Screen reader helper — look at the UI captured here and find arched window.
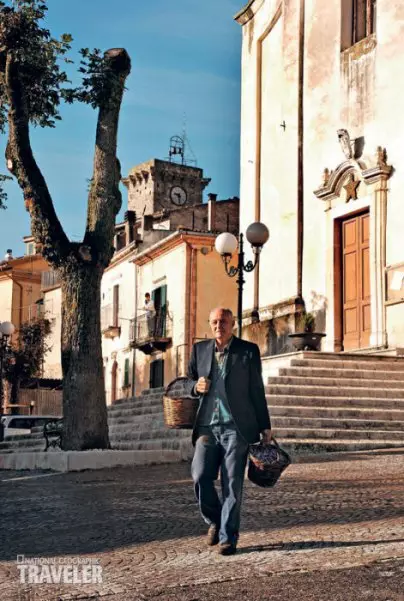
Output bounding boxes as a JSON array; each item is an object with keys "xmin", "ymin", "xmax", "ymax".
[{"xmin": 341, "ymin": 0, "xmax": 376, "ymax": 50}]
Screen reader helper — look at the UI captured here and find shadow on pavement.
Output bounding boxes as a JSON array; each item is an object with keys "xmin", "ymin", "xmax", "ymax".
[
  {"xmin": 238, "ymin": 538, "xmax": 404, "ymax": 554},
  {"xmin": 0, "ymin": 455, "xmax": 403, "ymax": 561}
]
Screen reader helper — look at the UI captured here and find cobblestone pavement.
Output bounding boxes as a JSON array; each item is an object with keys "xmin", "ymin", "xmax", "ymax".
[{"xmin": 0, "ymin": 450, "xmax": 403, "ymax": 601}]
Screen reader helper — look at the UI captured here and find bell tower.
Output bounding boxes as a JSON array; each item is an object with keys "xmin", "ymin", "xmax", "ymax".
[{"xmin": 122, "ymin": 158, "xmax": 211, "ymax": 216}]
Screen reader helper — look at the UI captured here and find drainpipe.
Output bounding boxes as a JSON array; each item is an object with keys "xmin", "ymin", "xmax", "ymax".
[
  {"xmin": 297, "ymin": 0, "xmax": 305, "ymax": 298},
  {"xmin": 131, "ymin": 263, "xmax": 138, "ymax": 397},
  {"xmin": 183, "ymin": 240, "xmax": 197, "ymax": 366}
]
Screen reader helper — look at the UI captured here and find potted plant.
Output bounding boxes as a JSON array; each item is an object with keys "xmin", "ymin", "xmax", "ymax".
[{"xmin": 288, "ymin": 308, "xmax": 326, "ymax": 351}]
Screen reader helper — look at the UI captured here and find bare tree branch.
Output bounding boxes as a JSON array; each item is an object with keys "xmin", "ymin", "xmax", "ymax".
[{"xmin": 84, "ymin": 48, "xmax": 131, "ymax": 266}]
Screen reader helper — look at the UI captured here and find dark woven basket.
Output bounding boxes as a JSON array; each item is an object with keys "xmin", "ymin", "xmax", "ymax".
[
  {"xmin": 163, "ymin": 376, "xmax": 199, "ymax": 429},
  {"xmin": 248, "ymin": 439, "xmax": 291, "ymax": 488}
]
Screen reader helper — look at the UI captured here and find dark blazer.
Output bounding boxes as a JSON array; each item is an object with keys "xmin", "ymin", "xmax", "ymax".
[{"xmin": 187, "ymin": 336, "xmax": 271, "ymax": 445}]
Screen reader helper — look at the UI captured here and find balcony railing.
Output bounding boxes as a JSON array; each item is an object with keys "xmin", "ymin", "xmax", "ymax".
[{"xmin": 130, "ymin": 309, "xmax": 172, "ymax": 353}]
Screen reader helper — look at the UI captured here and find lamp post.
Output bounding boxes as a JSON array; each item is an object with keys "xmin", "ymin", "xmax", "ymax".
[
  {"xmin": 0, "ymin": 321, "xmax": 15, "ymax": 413},
  {"xmin": 215, "ymin": 223, "xmax": 269, "ymax": 338}
]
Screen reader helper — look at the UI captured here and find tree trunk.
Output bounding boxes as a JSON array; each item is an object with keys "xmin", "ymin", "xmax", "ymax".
[{"xmin": 60, "ymin": 263, "xmax": 109, "ymax": 450}]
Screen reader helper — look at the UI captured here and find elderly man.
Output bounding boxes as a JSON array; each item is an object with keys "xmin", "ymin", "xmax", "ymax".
[{"xmin": 186, "ymin": 307, "xmax": 271, "ymax": 555}]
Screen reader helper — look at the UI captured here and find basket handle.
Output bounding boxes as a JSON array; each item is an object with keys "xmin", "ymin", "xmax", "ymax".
[{"xmin": 165, "ymin": 376, "xmax": 190, "ymax": 395}]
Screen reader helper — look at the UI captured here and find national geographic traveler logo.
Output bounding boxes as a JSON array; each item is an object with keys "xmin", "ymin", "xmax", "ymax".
[{"xmin": 16, "ymin": 555, "xmax": 102, "ymax": 584}]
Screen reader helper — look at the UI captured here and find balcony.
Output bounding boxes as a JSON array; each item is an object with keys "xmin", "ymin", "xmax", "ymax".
[
  {"xmin": 101, "ymin": 304, "xmax": 121, "ymax": 339},
  {"xmin": 130, "ymin": 309, "xmax": 172, "ymax": 354}
]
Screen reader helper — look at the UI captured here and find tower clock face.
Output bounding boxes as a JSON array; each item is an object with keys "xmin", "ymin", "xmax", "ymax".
[{"xmin": 170, "ymin": 185, "xmax": 187, "ymax": 206}]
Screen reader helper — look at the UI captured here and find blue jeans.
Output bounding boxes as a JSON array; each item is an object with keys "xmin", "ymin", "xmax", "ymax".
[{"xmin": 191, "ymin": 424, "xmax": 249, "ymax": 545}]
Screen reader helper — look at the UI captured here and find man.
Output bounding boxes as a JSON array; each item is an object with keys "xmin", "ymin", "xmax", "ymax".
[
  {"xmin": 144, "ymin": 292, "xmax": 155, "ymax": 336},
  {"xmin": 186, "ymin": 307, "xmax": 272, "ymax": 556}
]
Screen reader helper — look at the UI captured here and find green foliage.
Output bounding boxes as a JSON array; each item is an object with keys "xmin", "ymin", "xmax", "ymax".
[
  {"xmin": 73, "ymin": 48, "xmax": 128, "ymax": 109},
  {"xmin": 0, "ymin": 173, "xmax": 12, "ymax": 208},
  {"xmin": 0, "ymin": 0, "xmax": 120, "ymax": 134},
  {"xmin": 301, "ymin": 311, "xmax": 315, "ymax": 333},
  {"xmin": 4, "ymin": 317, "xmax": 52, "ymax": 385},
  {"xmin": 0, "ymin": 0, "xmax": 74, "ymax": 130}
]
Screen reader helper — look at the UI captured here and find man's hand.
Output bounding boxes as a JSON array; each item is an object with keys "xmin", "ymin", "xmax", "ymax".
[
  {"xmin": 195, "ymin": 377, "xmax": 211, "ymax": 394},
  {"xmin": 261, "ymin": 429, "xmax": 272, "ymax": 444}
]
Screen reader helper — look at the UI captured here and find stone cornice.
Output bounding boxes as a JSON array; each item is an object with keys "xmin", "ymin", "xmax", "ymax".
[
  {"xmin": 133, "ymin": 231, "xmax": 216, "ymax": 266},
  {"xmin": 234, "ymin": 0, "xmax": 264, "ymax": 24}
]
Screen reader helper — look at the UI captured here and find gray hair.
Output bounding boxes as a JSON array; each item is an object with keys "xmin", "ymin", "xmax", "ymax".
[{"xmin": 209, "ymin": 307, "xmax": 234, "ymax": 320}]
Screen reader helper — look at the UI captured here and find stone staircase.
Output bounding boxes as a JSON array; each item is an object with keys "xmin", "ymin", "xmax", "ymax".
[
  {"xmin": 267, "ymin": 351, "xmax": 404, "ymax": 452},
  {"xmin": 0, "ymin": 388, "xmax": 193, "ymax": 460},
  {"xmin": 1, "ymin": 351, "xmax": 404, "ymax": 459}
]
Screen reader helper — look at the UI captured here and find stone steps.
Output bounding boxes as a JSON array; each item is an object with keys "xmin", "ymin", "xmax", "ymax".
[
  {"xmin": 108, "ymin": 427, "xmax": 190, "ymax": 441},
  {"xmin": 266, "ymin": 383, "xmax": 404, "ymax": 399},
  {"xmin": 107, "ymin": 404, "xmax": 163, "ymax": 419},
  {"xmin": 108, "ymin": 398, "xmax": 163, "ymax": 412},
  {"xmin": 291, "ymin": 357, "xmax": 404, "ymax": 371},
  {"xmin": 270, "ymin": 404, "xmax": 404, "ymax": 421},
  {"xmin": 269, "ymin": 375, "xmax": 404, "ymax": 390},
  {"xmin": 108, "ymin": 414, "xmax": 165, "ymax": 427},
  {"xmin": 4, "ymin": 353, "xmax": 404, "ymax": 458},
  {"xmin": 110, "ymin": 439, "xmax": 185, "ymax": 451},
  {"xmin": 267, "ymin": 352, "xmax": 404, "ymax": 451},
  {"xmin": 271, "ymin": 415, "xmax": 404, "ymax": 431},
  {"xmin": 278, "ymin": 439, "xmax": 404, "ymax": 453},
  {"xmin": 280, "ymin": 366, "xmax": 404, "ymax": 380},
  {"xmin": 273, "ymin": 427, "xmax": 404, "ymax": 441},
  {"xmin": 266, "ymin": 394, "xmax": 404, "ymax": 409}
]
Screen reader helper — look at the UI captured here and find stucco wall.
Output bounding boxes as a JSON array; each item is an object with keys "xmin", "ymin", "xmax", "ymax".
[
  {"xmin": 101, "ymin": 258, "xmax": 136, "ymax": 405},
  {"xmin": 238, "ymin": 0, "xmax": 404, "ymax": 351},
  {"xmin": 195, "ymin": 249, "xmax": 238, "ymax": 339},
  {"xmin": 42, "ymin": 287, "xmax": 62, "ymax": 379},
  {"xmin": 0, "ymin": 278, "xmax": 13, "ymax": 323},
  {"xmin": 134, "ymin": 245, "xmax": 187, "ymax": 395}
]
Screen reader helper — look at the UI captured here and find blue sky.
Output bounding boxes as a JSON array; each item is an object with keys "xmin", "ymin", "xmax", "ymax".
[{"xmin": 0, "ymin": 0, "xmax": 242, "ymax": 256}]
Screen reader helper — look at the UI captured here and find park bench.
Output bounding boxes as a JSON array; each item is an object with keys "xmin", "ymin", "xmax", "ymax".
[{"xmin": 43, "ymin": 419, "xmax": 63, "ymax": 451}]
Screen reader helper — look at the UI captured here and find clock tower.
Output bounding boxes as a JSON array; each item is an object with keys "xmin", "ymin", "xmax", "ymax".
[{"xmin": 122, "ymin": 159, "xmax": 211, "ymax": 216}]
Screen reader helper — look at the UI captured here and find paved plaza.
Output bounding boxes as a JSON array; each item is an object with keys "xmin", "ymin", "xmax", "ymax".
[{"xmin": 0, "ymin": 449, "xmax": 403, "ymax": 601}]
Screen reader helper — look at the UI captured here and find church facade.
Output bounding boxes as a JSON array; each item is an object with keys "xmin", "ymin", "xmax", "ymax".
[{"xmin": 235, "ymin": 0, "xmax": 404, "ymax": 355}]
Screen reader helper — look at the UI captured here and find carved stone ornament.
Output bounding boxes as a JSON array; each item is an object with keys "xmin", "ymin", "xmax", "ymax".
[
  {"xmin": 343, "ymin": 174, "xmax": 360, "ymax": 202},
  {"xmin": 376, "ymin": 146, "xmax": 388, "ymax": 168},
  {"xmin": 314, "ymin": 145, "xmax": 393, "ymax": 203},
  {"xmin": 337, "ymin": 129, "xmax": 354, "ymax": 160}
]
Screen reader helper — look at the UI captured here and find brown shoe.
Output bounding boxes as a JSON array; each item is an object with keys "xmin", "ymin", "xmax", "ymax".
[
  {"xmin": 217, "ymin": 542, "xmax": 237, "ymax": 556},
  {"xmin": 206, "ymin": 524, "xmax": 219, "ymax": 546}
]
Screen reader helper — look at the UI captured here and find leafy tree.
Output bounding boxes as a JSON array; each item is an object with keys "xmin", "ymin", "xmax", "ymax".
[
  {"xmin": 4, "ymin": 318, "xmax": 51, "ymax": 412},
  {"xmin": 0, "ymin": 0, "xmax": 131, "ymax": 449}
]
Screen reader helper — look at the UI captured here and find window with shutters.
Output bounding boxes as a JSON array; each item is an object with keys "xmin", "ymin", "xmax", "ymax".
[{"xmin": 341, "ymin": 0, "xmax": 376, "ymax": 50}]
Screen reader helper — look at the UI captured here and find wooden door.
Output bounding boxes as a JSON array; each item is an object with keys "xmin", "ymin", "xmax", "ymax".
[{"xmin": 342, "ymin": 212, "xmax": 371, "ymax": 350}]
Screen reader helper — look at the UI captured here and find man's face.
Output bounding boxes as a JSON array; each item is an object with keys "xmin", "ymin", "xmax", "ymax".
[
  {"xmin": 145, "ymin": 295, "xmax": 150, "ymax": 302},
  {"xmin": 209, "ymin": 309, "xmax": 234, "ymax": 344}
]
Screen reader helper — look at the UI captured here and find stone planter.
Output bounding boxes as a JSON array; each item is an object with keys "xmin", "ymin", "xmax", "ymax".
[{"xmin": 288, "ymin": 332, "xmax": 326, "ymax": 351}]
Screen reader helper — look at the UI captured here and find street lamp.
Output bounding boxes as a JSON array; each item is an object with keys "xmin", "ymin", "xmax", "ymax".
[
  {"xmin": 215, "ymin": 223, "xmax": 269, "ymax": 338},
  {"xmin": 0, "ymin": 321, "xmax": 15, "ymax": 413}
]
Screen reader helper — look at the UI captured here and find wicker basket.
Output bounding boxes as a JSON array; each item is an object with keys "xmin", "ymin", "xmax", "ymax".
[{"xmin": 163, "ymin": 376, "xmax": 199, "ymax": 429}]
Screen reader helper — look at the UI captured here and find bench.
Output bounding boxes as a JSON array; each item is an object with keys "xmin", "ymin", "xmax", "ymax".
[{"xmin": 43, "ymin": 419, "xmax": 63, "ymax": 451}]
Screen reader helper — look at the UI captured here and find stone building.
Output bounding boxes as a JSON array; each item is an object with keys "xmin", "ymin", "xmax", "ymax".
[
  {"xmin": 235, "ymin": 0, "xmax": 404, "ymax": 355},
  {"xmin": 42, "ymin": 158, "xmax": 239, "ymax": 402}
]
